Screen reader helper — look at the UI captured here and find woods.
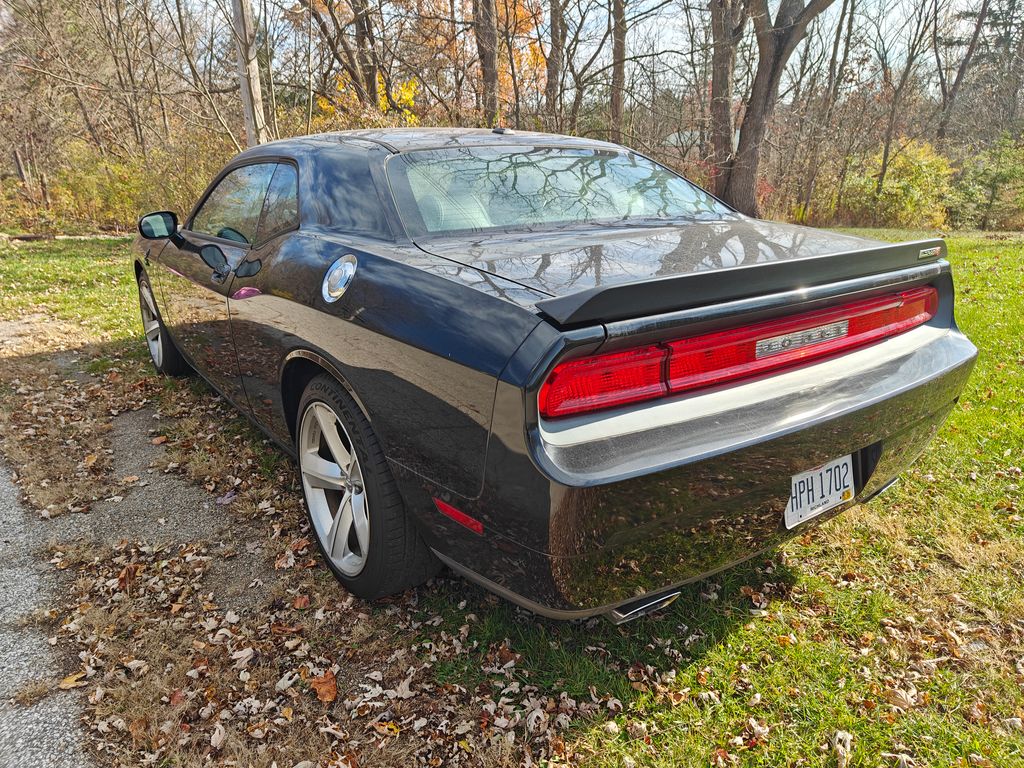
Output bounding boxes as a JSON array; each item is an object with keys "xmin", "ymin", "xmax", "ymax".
[{"xmin": 1, "ymin": 0, "xmax": 1022, "ymax": 232}]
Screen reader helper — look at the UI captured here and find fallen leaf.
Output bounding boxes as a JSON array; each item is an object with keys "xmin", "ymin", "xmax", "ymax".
[
  {"xmin": 210, "ymin": 722, "xmax": 226, "ymax": 750},
  {"xmin": 151, "ymin": 435, "xmax": 167, "ymax": 445},
  {"xmin": 310, "ymin": 669, "xmax": 337, "ymax": 703},
  {"xmin": 371, "ymin": 720, "xmax": 401, "ymax": 736},
  {"xmin": 59, "ymin": 672, "xmax": 88, "ymax": 690},
  {"xmin": 832, "ymin": 730, "xmax": 854, "ymax": 768}
]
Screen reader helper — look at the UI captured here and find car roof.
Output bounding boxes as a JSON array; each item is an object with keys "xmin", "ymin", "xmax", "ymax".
[{"xmin": 239, "ymin": 128, "xmax": 624, "ymax": 156}]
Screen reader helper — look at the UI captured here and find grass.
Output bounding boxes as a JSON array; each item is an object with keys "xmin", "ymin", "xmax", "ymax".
[{"xmin": 0, "ymin": 230, "xmax": 1022, "ymax": 766}]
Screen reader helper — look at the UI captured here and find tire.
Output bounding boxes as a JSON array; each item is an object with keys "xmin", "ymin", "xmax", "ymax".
[
  {"xmin": 296, "ymin": 374, "xmax": 440, "ymax": 599},
  {"xmin": 137, "ymin": 270, "xmax": 189, "ymax": 376}
]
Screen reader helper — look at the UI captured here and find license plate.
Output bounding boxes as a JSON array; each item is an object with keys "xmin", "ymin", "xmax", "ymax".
[{"xmin": 784, "ymin": 454, "xmax": 855, "ymax": 529}]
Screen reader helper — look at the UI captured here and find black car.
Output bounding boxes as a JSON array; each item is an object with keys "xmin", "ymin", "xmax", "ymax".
[{"xmin": 134, "ymin": 128, "xmax": 977, "ymax": 623}]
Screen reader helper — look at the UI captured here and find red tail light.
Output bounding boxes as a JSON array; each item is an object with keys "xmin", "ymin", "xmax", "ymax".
[{"xmin": 539, "ymin": 286, "xmax": 938, "ymax": 419}]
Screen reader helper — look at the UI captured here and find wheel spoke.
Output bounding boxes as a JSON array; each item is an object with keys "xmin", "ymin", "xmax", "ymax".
[
  {"xmin": 301, "ymin": 452, "xmax": 345, "ymax": 491},
  {"xmin": 329, "ymin": 491, "xmax": 354, "ymax": 559},
  {"xmin": 313, "ymin": 404, "xmax": 352, "ymax": 469},
  {"xmin": 141, "ymin": 287, "xmax": 158, "ymax": 316},
  {"xmin": 144, "ymin": 319, "xmax": 161, "ymax": 340},
  {"xmin": 351, "ymin": 491, "xmax": 369, "ymax": 556}
]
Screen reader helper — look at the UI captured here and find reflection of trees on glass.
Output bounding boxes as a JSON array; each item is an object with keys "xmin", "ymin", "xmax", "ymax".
[
  {"xmin": 391, "ymin": 146, "xmax": 861, "ymax": 293},
  {"xmin": 391, "ymin": 147, "xmax": 729, "ymax": 236}
]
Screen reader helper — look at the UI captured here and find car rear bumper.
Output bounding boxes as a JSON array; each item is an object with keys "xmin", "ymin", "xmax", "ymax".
[{"xmin": 408, "ymin": 325, "xmax": 976, "ymax": 620}]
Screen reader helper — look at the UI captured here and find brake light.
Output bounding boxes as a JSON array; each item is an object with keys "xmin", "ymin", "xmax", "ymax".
[{"xmin": 538, "ymin": 286, "xmax": 938, "ymax": 419}]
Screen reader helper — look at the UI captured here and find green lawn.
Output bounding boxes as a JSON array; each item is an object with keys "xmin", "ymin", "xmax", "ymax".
[{"xmin": 1, "ymin": 230, "xmax": 1022, "ymax": 766}]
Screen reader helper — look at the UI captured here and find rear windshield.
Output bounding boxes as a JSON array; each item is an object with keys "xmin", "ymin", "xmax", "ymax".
[{"xmin": 385, "ymin": 146, "xmax": 730, "ymax": 237}]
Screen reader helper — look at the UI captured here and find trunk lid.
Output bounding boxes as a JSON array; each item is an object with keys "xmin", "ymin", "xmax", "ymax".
[{"xmin": 412, "ymin": 216, "xmax": 946, "ymax": 326}]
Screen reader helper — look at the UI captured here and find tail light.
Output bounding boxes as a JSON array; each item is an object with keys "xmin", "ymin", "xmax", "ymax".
[{"xmin": 539, "ymin": 286, "xmax": 938, "ymax": 419}]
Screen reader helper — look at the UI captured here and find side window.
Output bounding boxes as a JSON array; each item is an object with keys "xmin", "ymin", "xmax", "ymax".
[
  {"xmin": 306, "ymin": 147, "xmax": 391, "ymax": 237},
  {"xmin": 257, "ymin": 163, "xmax": 299, "ymax": 242},
  {"xmin": 190, "ymin": 164, "xmax": 276, "ymax": 245}
]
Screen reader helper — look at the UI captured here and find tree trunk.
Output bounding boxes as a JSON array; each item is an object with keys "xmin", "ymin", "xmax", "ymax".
[
  {"xmin": 544, "ymin": 0, "xmax": 565, "ymax": 127},
  {"xmin": 936, "ymin": 0, "xmax": 990, "ymax": 140},
  {"xmin": 718, "ymin": 0, "xmax": 836, "ymax": 215},
  {"xmin": 609, "ymin": 0, "xmax": 626, "ymax": 143},
  {"xmin": 474, "ymin": 0, "xmax": 500, "ymax": 125},
  {"xmin": 231, "ymin": 0, "xmax": 269, "ymax": 147},
  {"xmin": 798, "ymin": 0, "xmax": 854, "ymax": 217},
  {"xmin": 351, "ymin": 0, "xmax": 379, "ymax": 104},
  {"xmin": 708, "ymin": 0, "xmax": 748, "ymax": 198}
]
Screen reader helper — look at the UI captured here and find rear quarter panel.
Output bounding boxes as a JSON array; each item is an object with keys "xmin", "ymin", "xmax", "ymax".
[{"xmin": 226, "ymin": 230, "xmax": 544, "ymax": 499}]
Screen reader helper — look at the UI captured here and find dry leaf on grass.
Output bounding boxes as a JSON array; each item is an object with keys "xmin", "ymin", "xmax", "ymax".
[
  {"xmin": 58, "ymin": 671, "xmax": 88, "ymax": 690},
  {"xmin": 310, "ymin": 669, "xmax": 337, "ymax": 703}
]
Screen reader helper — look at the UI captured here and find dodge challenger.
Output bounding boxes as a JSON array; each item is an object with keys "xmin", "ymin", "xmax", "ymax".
[{"xmin": 133, "ymin": 128, "xmax": 977, "ymax": 623}]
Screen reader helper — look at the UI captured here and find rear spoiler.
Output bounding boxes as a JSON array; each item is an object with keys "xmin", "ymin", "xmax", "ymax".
[{"xmin": 534, "ymin": 239, "xmax": 946, "ymax": 327}]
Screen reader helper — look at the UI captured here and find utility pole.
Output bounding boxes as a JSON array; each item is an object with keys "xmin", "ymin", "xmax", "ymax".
[{"xmin": 231, "ymin": 0, "xmax": 269, "ymax": 147}]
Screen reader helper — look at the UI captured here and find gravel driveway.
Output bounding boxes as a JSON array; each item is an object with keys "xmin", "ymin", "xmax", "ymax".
[{"xmin": 0, "ymin": 462, "xmax": 91, "ymax": 767}]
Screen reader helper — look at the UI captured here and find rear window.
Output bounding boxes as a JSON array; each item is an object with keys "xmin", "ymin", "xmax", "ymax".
[{"xmin": 386, "ymin": 146, "xmax": 730, "ymax": 238}]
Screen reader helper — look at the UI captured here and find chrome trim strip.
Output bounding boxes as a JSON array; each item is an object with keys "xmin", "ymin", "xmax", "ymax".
[{"xmin": 607, "ymin": 591, "xmax": 681, "ymax": 624}]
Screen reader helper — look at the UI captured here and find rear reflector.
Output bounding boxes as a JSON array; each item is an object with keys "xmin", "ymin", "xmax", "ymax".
[
  {"xmin": 539, "ymin": 286, "xmax": 938, "ymax": 419},
  {"xmin": 433, "ymin": 497, "xmax": 484, "ymax": 535}
]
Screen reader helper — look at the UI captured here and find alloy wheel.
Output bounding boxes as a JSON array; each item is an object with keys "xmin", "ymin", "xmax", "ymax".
[
  {"xmin": 299, "ymin": 401, "xmax": 370, "ymax": 577},
  {"xmin": 139, "ymin": 280, "xmax": 163, "ymax": 369}
]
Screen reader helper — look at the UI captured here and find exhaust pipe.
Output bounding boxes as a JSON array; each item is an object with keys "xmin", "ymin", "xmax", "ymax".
[{"xmin": 606, "ymin": 590, "xmax": 681, "ymax": 625}]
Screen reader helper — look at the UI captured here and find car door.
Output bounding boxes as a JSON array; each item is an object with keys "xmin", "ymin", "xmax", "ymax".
[
  {"xmin": 222, "ymin": 162, "xmax": 305, "ymax": 445},
  {"xmin": 153, "ymin": 162, "xmax": 277, "ymax": 407}
]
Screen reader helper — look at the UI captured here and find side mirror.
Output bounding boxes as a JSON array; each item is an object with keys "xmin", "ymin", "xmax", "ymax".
[
  {"xmin": 138, "ymin": 211, "xmax": 178, "ymax": 239},
  {"xmin": 200, "ymin": 244, "xmax": 229, "ymax": 273}
]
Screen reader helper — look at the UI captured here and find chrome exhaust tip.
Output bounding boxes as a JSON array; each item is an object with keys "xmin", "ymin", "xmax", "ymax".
[{"xmin": 606, "ymin": 590, "xmax": 681, "ymax": 625}]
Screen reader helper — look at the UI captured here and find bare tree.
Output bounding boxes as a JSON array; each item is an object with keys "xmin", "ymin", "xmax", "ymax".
[
  {"xmin": 545, "ymin": 0, "xmax": 566, "ymax": 126},
  {"xmin": 473, "ymin": 0, "xmax": 500, "ymax": 124},
  {"xmin": 934, "ymin": 0, "xmax": 991, "ymax": 140},
  {"xmin": 609, "ymin": 0, "xmax": 626, "ymax": 141},
  {"xmin": 872, "ymin": 0, "xmax": 934, "ymax": 195},
  {"xmin": 231, "ymin": 0, "xmax": 269, "ymax": 145},
  {"xmin": 713, "ymin": 0, "xmax": 836, "ymax": 215}
]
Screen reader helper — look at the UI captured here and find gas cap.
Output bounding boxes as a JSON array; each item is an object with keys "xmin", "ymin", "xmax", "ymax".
[{"xmin": 322, "ymin": 255, "xmax": 357, "ymax": 303}]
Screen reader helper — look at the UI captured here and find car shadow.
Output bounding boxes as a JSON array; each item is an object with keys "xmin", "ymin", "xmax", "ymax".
[{"xmin": 0, "ymin": 334, "xmax": 801, "ymax": 712}]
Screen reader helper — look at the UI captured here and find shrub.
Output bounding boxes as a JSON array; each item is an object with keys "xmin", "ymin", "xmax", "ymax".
[
  {"xmin": 0, "ymin": 134, "xmax": 235, "ymax": 234},
  {"xmin": 946, "ymin": 134, "xmax": 1024, "ymax": 230},
  {"xmin": 839, "ymin": 139, "xmax": 953, "ymax": 228}
]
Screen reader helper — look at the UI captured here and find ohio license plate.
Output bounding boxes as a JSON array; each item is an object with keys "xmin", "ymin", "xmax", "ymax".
[{"xmin": 784, "ymin": 454, "xmax": 855, "ymax": 529}]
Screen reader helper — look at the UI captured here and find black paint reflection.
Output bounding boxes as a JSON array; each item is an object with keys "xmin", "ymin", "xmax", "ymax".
[{"xmin": 419, "ymin": 217, "xmax": 883, "ymax": 298}]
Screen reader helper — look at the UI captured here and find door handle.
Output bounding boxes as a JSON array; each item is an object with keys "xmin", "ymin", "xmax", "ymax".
[{"xmin": 211, "ymin": 270, "xmax": 228, "ymax": 285}]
